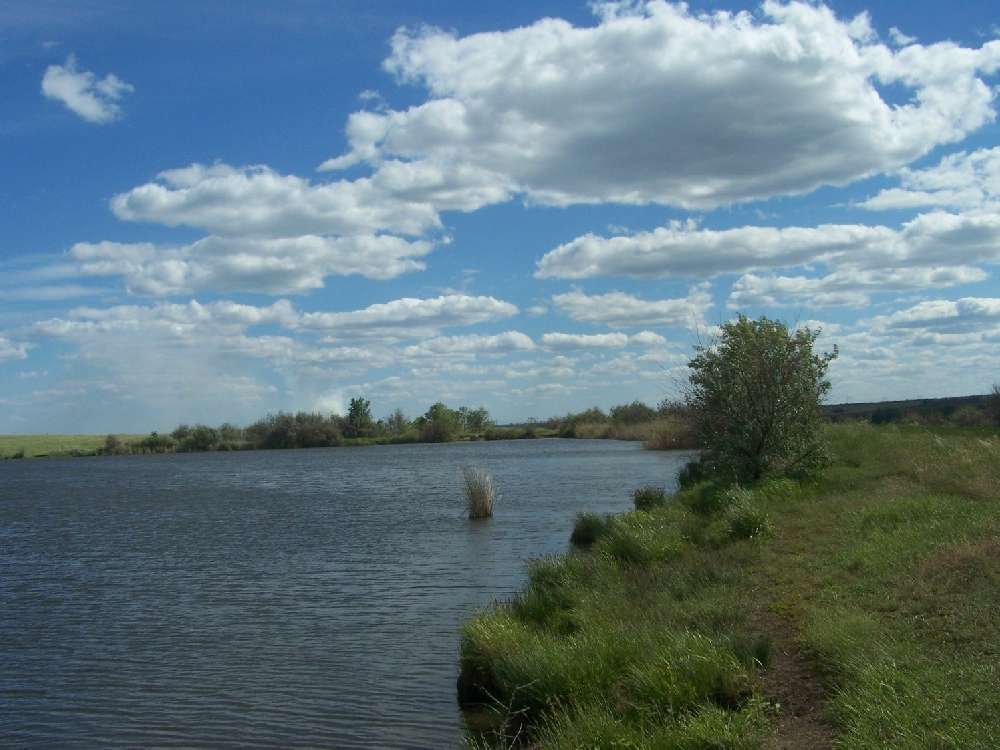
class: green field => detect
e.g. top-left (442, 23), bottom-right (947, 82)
top-left (0, 434), bottom-right (145, 459)
top-left (459, 423), bottom-right (1000, 748)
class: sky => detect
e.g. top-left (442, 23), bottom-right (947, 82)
top-left (2, 0), bottom-right (1000, 433)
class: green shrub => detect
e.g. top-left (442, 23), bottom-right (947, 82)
top-left (570, 512), bottom-right (613, 546)
top-left (633, 485), bottom-right (668, 511)
top-left (687, 314), bottom-right (837, 483)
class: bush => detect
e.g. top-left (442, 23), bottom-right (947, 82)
top-left (570, 512), bottom-right (613, 546)
top-left (609, 400), bottom-right (656, 424)
top-left (633, 485), bottom-right (668, 511)
top-left (687, 314), bottom-right (837, 483)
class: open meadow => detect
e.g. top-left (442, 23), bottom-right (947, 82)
top-left (0, 434), bottom-right (146, 459)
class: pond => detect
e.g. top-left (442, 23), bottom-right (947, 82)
top-left (0, 439), bottom-right (692, 749)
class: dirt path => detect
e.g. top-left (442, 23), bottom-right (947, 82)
top-left (755, 613), bottom-right (836, 750)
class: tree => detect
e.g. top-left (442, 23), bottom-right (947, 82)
top-left (346, 397), bottom-right (374, 438)
top-left (458, 406), bottom-right (494, 434)
top-left (417, 402), bottom-right (463, 442)
top-left (686, 314), bottom-right (837, 483)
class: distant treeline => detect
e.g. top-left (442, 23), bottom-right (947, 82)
top-left (98, 399), bottom-right (541, 455)
top-left (825, 386), bottom-right (1000, 428)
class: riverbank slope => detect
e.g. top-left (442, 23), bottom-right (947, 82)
top-left (458, 422), bottom-right (1000, 748)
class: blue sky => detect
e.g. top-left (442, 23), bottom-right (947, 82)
top-left (2, 0), bottom-right (999, 433)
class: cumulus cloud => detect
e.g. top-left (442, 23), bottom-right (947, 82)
top-left (0, 337), bottom-right (30, 362)
top-left (729, 266), bottom-right (988, 307)
top-left (41, 55), bottom-right (133, 124)
top-left (552, 285), bottom-right (711, 328)
top-left (869, 297), bottom-right (1000, 340)
top-left (111, 164), bottom-right (441, 239)
top-left (298, 294), bottom-right (518, 342)
top-left (860, 147), bottom-right (1000, 211)
top-left (322, 1), bottom-right (1000, 210)
top-left (538, 210), bottom-right (1000, 281)
top-left (70, 234), bottom-right (433, 295)
top-left (540, 332), bottom-right (629, 350)
top-left (401, 331), bottom-right (535, 358)
top-left (22, 295), bottom-right (520, 351)
top-left (629, 331), bottom-right (668, 346)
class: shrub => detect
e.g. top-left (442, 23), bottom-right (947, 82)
top-left (609, 400), bottom-right (656, 424)
top-left (687, 314), bottom-right (837, 483)
top-left (633, 485), bottom-right (668, 511)
top-left (570, 512), bottom-right (613, 546)
top-left (464, 466), bottom-right (497, 519)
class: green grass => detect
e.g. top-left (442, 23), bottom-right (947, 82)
top-left (459, 423), bottom-right (1000, 748)
top-left (0, 434), bottom-right (146, 459)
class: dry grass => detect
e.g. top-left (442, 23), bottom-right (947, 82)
top-left (464, 465), bottom-right (497, 519)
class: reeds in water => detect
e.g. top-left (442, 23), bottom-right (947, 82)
top-left (463, 465), bottom-right (497, 519)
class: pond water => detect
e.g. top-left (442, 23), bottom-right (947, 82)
top-left (0, 439), bottom-right (692, 749)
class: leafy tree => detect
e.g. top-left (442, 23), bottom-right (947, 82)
top-left (686, 314), bottom-right (837, 483)
top-left (458, 406), bottom-right (494, 433)
top-left (417, 402), bottom-right (462, 442)
top-left (346, 397), bottom-right (375, 438)
top-left (385, 407), bottom-right (408, 434)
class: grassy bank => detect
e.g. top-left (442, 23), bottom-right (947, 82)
top-left (0, 434), bottom-right (146, 459)
top-left (458, 423), bottom-right (1000, 748)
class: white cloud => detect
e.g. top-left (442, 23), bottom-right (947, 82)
top-left (0, 338), bottom-right (30, 362)
top-left (540, 332), bottom-right (629, 350)
top-left (111, 164), bottom-right (441, 239)
top-left (401, 331), bottom-right (535, 358)
top-left (629, 331), bottom-right (668, 346)
top-left (728, 266), bottom-right (988, 308)
top-left (870, 297), bottom-right (1000, 339)
top-left (70, 234), bottom-right (432, 295)
top-left (537, 209), bottom-right (1000, 283)
top-left (322, 1), bottom-right (1000, 210)
top-left (552, 285), bottom-right (711, 328)
top-left (860, 147), bottom-right (1000, 211)
top-left (299, 294), bottom-right (519, 342)
top-left (41, 55), bottom-right (133, 124)
top-left (888, 27), bottom-right (917, 47)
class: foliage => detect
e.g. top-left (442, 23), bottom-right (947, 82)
top-left (459, 406), bottom-right (495, 434)
top-left (416, 402), bottom-right (463, 442)
top-left (609, 400), bottom-right (656, 424)
top-left (346, 397), bottom-right (375, 438)
top-left (569, 512), bottom-right (613, 546)
top-left (687, 314), bottom-right (837, 483)
top-left (632, 485), bottom-right (667, 511)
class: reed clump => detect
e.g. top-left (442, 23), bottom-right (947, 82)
top-left (464, 466), bottom-right (497, 519)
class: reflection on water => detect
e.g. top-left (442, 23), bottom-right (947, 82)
top-left (0, 439), bottom-right (691, 749)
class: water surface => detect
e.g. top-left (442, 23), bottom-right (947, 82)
top-left (0, 439), bottom-right (691, 748)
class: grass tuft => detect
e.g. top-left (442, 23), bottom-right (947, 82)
top-left (632, 485), bottom-right (668, 511)
top-left (464, 465), bottom-right (497, 519)
top-left (569, 512), bottom-right (613, 546)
